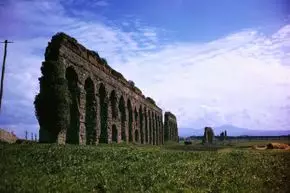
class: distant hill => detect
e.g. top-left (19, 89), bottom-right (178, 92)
top-left (179, 124), bottom-right (290, 137)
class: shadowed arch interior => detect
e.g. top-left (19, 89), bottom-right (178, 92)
top-left (112, 124), bottom-right (118, 143)
top-left (110, 90), bottom-right (118, 119)
top-left (118, 96), bottom-right (126, 142)
top-left (153, 112), bottom-right (156, 145)
top-left (155, 114), bottom-right (158, 145)
top-left (160, 116), bottom-right (163, 144)
top-left (148, 110), bottom-right (152, 144)
top-left (158, 116), bottom-right (161, 144)
top-left (99, 83), bottom-right (108, 143)
top-left (84, 78), bottom-right (96, 145)
top-left (65, 67), bottom-right (79, 144)
top-left (127, 99), bottom-right (133, 142)
top-left (157, 116), bottom-right (159, 143)
top-left (134, 107), bottom-right (138, 143)
top-left (139, 106), bottom-right (144, 144)
top-left (144, 108), bottom-right (148, 143)
top-left (135, 129), bottom-right (139, 143)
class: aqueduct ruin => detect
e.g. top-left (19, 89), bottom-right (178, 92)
top-left (35, 32), bottom-right (178, 145)
top-left (164, 112), bottom-right (179, 142)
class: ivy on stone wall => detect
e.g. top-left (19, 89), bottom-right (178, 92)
top-left (101, 58), bottom-right (108, 66)
top-left (34, 60), bottom-right (71, 142)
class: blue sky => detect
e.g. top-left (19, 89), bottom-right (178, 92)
top-left (0, 0), bottom-right (290, 137)
top-left (98, 0), bottom-right (288, 41)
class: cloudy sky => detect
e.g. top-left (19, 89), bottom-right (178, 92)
top-left (0, 0), bottom-right (289, 137)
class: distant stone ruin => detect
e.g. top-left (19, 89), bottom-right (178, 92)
top-left (0, 129), bottom-right (17, 143)
top-left (34, 32), bottom-right (178, 145)
top-left (164, 112), bottom-right (179, 142)
top-left (203, 127), bottom-right (214, 144)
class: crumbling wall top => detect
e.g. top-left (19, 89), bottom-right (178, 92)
top-left (49, 32), bottom-right (160, 109)
top-left (146, 97), bottom-right (156, 105)
top-left (165, 111), bottom-right (177, 120)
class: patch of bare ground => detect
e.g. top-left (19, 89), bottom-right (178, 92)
top-left (252, 143), bottom-right (290, 151)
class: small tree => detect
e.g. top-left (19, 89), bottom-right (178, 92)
top-left (224, 130), bottom-right (227, 140)
top-left (31, 132), bottom-right (34, 141)
top-left (34, 133), bottom-right (37, 142)
top-left (25, 130), bottom-right (28, 140)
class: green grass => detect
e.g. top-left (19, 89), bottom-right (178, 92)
top-left (1, 141), bottom-right (290, 193)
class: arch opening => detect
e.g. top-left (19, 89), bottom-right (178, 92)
top-left (157, 116), bottom-right (160, 144)
top-left (84, 78), bottom-right (96, 145)
top-left (144, 109), bottom-right (148, 144)
top-left (65, 67), bottom-right (79, 144)
top-left (160, 116), bottom-right (162, 144)
top-left (112, 124), bottom-right (118, 143)
top-left (127, 99), bottom-right (133, 142)
top-left (153, 113), bottom-right (156, 145)
top-left (139, 106), bottom-right (144, 144)
top-left (148, 111), bottom-right (152, 144)
top-left (134, 107), bottom-right (139, 143)
top-left (155, 114), bottom-right (159, 145)
top-left (99, 83), bottom-right (108, 143)
top-left (118, 96), bottom-right (126, 142)
top-left (155, 114), bottom-right (160, 145)
top-left (135, 129), bottom-right (139, 143)
top-left (110, 90), bottom-right (118, 119)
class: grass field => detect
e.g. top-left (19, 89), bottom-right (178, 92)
top-left (1, 140), bottom-right (290, 193)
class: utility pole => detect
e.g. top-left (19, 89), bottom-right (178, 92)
top-left (0, 40), bottom-right (13, 113)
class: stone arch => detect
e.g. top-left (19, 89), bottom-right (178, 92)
top-left (84, 77), bottom-right (97, 145)
top-left (110, 90), bottom-right (118, 120)
top-left (176, 122), bottom-right (179, 142)
top-left (159, 115), bottom-right (161, 144)
top-left (127, 99), bottom-right (133, 142)
top-left (65, 66), bottom-right (80, 144)
top-left (144, 107), bottom-right (148, 144)
top-left (99, 83), bottom-right (108, 143)
top-left (134, 107), bottom-right (138, 143)
top-left (112, 124), bottom-right (118, 143)
top-left (170, 121), bottom-right (173, 140)
top-left (172, 123), bottom-right (174, 141)
top-left (156, 113), bottom-right (159, 145)
top-left (155, 114), bottom-right (158, 145)
top-left (139, 106), bottom-right (144, 144)
top-left (65, 65), bottom-right (78, 80)
top-left (152, 112), bottom-right (156, 145)
top-left (160, 115), bottom-right (163, 144)
top-left (148, 110), bottom-right (152, 144)
top-left (118, 95), bottom-right (126, 142)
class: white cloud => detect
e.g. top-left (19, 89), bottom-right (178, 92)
top-left (118, 26), bottom-right (290, 132)
top-left (93, 0), bottom-right (109, 7)
top-left (0, 0), bottom-right (289, 138)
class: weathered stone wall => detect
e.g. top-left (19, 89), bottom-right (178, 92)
top-left (38, 32), bottom-right (164, 145)
top-left (164, 112), bottom-right (178, 142)
top-left (203, 127), bottom-right (214, 144)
